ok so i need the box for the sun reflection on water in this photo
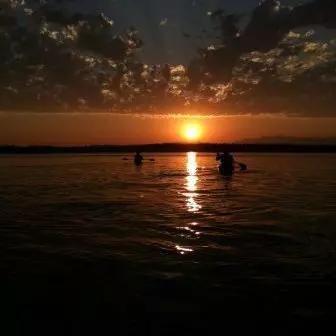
[175,245,193,255]
[185,152,202,213]
[177,226,201,235]
[174,152,202,255]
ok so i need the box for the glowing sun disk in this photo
[184,125,200,141]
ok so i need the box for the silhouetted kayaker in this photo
[216,151,234,174]
[134,152,143,166]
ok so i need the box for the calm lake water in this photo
[1,153,336,332]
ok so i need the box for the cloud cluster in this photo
[0,0,143,111]
[0,0,335,117]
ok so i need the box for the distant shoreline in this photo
[1,143,336,154]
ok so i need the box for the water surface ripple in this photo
[1,153,336,330]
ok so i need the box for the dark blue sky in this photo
[68,0,314,64]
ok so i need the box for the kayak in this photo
[219,165,234,176]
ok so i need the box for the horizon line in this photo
[1,140,336,148]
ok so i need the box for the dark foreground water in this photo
[1,153,336,333]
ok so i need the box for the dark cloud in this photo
[0,0,335,117]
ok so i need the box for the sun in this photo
[184,125,201,141]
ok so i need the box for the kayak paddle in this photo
[122,157,155,162]
[236,162,247,171]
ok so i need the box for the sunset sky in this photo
[0,0,335,145]
[1,112,335,146]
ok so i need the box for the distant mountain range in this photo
[238,136,336,145]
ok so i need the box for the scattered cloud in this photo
[159,18,168,26]
[0,0,335,117]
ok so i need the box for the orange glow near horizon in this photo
[0,113,336,146]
